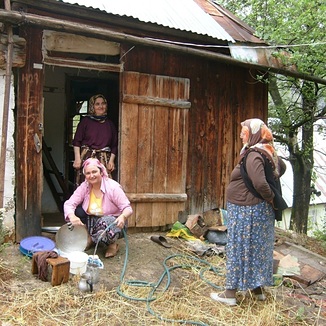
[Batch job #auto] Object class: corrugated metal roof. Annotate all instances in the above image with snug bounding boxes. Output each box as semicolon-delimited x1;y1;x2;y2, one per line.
195;0;265;44
60;0;235;42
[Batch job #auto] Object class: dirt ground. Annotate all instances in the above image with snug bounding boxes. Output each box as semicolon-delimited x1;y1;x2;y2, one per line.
1;231;186;291
0;229;325;325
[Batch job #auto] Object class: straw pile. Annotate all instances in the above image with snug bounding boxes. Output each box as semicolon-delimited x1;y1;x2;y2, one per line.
0;247;322;325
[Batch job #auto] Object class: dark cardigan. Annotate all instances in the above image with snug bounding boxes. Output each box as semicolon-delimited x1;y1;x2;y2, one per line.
240;149;288;221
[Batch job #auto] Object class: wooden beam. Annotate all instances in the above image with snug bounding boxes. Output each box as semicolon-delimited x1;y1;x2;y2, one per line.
0;9;325;85
43;56;122;72
122;94;191;109
43;30;120;55
127;193;187;202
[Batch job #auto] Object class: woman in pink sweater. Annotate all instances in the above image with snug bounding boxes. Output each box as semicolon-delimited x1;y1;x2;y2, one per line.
64;158;132;258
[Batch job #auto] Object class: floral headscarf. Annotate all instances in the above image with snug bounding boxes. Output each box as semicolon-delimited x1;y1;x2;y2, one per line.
82;157;109;179
240;118;279;177
88;94;108;116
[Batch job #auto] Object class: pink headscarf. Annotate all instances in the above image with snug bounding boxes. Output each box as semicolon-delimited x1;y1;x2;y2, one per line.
82;158;109;178
240;118;280;177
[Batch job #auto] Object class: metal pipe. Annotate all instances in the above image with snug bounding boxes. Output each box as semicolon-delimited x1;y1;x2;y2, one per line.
0;1;14;207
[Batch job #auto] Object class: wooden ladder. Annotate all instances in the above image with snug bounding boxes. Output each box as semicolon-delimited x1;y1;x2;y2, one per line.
42;138;70;212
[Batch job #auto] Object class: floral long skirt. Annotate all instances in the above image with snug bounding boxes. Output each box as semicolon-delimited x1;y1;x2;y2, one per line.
89;215;122;245
225;201;275;291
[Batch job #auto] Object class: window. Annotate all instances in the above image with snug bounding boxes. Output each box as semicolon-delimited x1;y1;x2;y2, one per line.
71;101;88;140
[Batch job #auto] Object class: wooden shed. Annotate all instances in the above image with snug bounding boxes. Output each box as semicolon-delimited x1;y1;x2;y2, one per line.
0;0;311;241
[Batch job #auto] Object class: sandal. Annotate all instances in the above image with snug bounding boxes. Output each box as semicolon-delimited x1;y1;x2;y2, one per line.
150;235;172;248
105;243;119;258
210;292;237;306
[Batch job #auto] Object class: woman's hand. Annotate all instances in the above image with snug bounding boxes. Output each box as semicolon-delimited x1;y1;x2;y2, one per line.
68;214;84;226
73;159;82;170
268;200;276;210
73;146;82;170
107;153;116;172
107;161;115;172
115;214;127;229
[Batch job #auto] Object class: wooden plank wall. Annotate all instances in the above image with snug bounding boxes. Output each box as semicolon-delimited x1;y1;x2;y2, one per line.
122;45;267;218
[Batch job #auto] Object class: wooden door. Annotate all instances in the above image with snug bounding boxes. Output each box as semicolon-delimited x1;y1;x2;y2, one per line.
120;72;190;228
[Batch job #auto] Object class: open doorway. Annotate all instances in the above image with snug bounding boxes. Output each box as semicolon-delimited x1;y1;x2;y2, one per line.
65;75;120;193
42;66;120;226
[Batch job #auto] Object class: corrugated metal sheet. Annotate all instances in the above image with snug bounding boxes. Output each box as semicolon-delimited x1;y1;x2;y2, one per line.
60;0;234;42
195;0;265;44
229;45;298;71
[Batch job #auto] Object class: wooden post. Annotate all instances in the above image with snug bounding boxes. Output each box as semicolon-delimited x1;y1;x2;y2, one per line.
15;25;44;241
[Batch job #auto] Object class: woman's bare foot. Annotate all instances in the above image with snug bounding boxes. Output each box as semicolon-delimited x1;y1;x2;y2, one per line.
105;243;119;258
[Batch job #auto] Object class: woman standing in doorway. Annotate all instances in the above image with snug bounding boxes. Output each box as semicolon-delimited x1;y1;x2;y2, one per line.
73;94;118;186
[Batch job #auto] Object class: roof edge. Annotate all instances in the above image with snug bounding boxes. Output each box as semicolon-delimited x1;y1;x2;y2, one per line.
1;9;325;85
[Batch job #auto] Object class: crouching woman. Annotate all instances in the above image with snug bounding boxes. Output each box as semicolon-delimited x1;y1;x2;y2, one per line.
64;158;133;258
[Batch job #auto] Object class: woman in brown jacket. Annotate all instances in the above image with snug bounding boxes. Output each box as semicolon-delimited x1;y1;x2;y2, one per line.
211;118;286;306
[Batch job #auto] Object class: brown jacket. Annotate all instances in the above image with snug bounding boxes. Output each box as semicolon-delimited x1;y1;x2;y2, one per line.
226;151;285;206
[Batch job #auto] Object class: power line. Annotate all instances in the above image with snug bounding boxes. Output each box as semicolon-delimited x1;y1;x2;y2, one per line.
146;37;326;50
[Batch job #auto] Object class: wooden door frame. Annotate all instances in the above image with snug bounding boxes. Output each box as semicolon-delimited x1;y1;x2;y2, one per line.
15;26;44;241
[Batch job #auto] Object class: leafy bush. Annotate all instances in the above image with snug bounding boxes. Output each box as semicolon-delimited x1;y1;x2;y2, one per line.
312;216;326;256
313;223;326;242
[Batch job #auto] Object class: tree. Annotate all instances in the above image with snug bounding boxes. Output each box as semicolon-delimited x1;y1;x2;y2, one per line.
217;0;326;233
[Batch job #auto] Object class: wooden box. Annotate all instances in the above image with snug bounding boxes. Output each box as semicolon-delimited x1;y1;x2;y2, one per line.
46;256;70;286
32;254;70;286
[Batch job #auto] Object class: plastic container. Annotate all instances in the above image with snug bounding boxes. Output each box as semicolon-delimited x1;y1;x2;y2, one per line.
19;236;56;258
65;251;89;275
